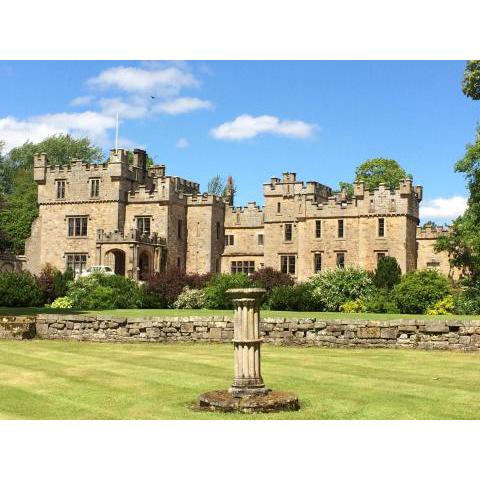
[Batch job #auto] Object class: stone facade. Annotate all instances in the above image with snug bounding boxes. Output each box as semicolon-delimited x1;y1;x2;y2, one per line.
25;148;453;280
6;314;476;351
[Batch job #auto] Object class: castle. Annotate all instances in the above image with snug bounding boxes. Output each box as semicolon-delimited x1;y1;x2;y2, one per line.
22;148;455;281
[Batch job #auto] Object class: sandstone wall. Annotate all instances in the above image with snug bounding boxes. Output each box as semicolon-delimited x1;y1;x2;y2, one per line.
24;314;480;351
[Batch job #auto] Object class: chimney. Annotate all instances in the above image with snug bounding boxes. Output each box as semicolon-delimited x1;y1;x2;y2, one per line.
224;175;234;206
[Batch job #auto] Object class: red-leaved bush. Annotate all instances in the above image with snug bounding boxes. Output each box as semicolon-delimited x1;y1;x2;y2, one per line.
144;269;213;307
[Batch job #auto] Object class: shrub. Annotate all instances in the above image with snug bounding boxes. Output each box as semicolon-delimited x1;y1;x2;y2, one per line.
426;295;455;315
309;267;375;312
340;299;367;313
373;256;402;290
202;273;255;309
49;296;74;309
0;271;43;307
393;269;451;314
173;287;206;309
36;264;74;304
267;283;320;311
250;267;294;293
144;269;212;308
454;284;480;315
66;274;144;309
365;290;400;313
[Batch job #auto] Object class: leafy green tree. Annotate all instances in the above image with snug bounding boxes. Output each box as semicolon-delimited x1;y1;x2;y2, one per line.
373;256;402;290
462;60;480;100
0;134;103;253
354;158;411;191
436;127;480;281
338;181;354;197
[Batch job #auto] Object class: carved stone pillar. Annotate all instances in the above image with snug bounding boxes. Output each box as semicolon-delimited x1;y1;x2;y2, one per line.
228;288;268;396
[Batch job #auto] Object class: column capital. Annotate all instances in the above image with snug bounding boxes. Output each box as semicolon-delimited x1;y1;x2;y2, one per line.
227;288;266;306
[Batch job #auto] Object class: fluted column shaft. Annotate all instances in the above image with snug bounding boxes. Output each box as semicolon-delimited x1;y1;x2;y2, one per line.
227;288;267;396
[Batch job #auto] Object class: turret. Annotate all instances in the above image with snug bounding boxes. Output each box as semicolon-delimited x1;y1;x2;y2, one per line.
33;153;47;184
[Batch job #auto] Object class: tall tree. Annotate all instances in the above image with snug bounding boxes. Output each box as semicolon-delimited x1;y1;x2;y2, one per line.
462;60;480;100
354;158;411;190
436;127;480;281
0;134;103;254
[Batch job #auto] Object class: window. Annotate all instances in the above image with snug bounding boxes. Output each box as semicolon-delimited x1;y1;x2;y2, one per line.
378;218;385;237
257;234;264;245
215;257;220;273
284;223;293;241
280;255;296;275
136;217;151;235
427;260;440;269
56;180;66;199
314;253;322;273
177;257;181;268
231;261;255;274
67;217;87;237
225;235;235;246
377;252;386;264
338;219;344;238
315;220;322;238
90;178;100;198
66;253;87;277
177;219;183;240
216;222;220;240
277;202;281;213
336;252;345;268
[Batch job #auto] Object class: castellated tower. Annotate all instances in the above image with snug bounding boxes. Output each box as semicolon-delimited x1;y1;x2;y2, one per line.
25;147;446;282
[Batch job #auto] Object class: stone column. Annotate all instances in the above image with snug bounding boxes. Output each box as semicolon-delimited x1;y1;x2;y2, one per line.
227;288;267;397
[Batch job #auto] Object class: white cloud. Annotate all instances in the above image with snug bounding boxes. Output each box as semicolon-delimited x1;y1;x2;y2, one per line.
153;97;213;115
176;137;189;148
0;111;116;151
420;196;468;221
98;97;149;119
87;65;198;96
70;95;95;107
210;114;318;140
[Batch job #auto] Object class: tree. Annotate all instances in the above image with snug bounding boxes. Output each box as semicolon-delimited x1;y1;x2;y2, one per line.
207;175;225;196
462;60;480;100
354;158;411;191
0;134;103;253
435;127;480;282
207;174;237;200
338;181;354;197
373;256;402;290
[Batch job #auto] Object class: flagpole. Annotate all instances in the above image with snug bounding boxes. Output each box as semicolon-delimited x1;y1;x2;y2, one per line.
115;112;119;154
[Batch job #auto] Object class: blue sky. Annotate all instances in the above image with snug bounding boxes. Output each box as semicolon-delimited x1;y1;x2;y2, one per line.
0;60;479;223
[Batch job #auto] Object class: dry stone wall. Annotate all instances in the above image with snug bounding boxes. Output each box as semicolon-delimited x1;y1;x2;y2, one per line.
22;314;480;351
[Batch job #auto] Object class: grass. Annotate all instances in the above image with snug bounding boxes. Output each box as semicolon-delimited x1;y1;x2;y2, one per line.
1;306;480;321
1;340;480;419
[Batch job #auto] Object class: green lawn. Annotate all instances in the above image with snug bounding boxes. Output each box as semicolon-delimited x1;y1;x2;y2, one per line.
1;340;480;419
2;306;480;321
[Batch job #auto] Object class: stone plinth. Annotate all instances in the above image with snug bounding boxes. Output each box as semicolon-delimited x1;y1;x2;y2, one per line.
197;288;300;413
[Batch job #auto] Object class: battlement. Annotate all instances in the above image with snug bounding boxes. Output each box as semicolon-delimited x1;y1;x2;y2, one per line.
263;172;332;199
96;228;166;245
228;201;264;214
416;225;450;239
353;179;422;200
225;201;264;227
186;192;224;205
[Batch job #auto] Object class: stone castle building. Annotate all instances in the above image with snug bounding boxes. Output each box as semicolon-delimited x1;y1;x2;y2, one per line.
24;148;455;281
